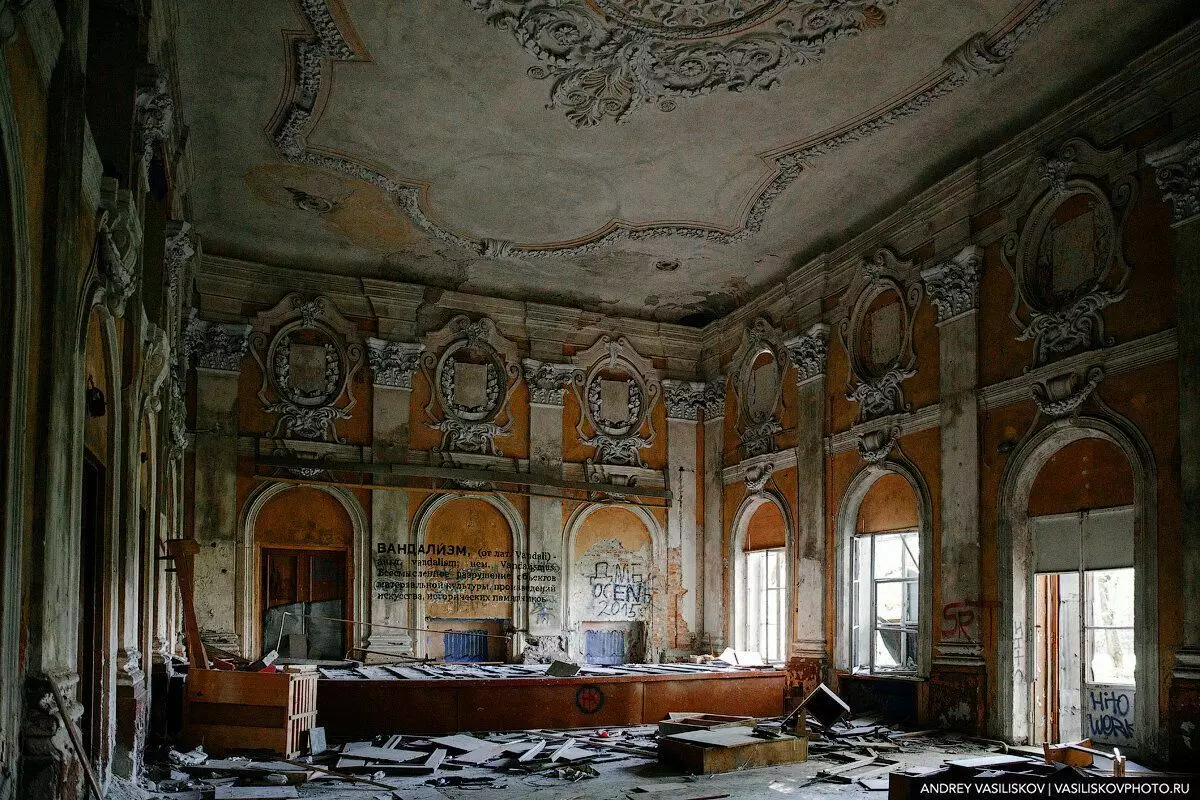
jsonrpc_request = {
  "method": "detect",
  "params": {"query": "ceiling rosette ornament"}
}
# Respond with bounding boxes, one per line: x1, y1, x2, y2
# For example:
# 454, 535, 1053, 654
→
421, 316, 522, 457
837, 247, 922, 426
464, 0, 896, 127
570, 335, 661, 469
249, 294, 365, 443
731, 317, 789, 458
1000, 138, 1136, 370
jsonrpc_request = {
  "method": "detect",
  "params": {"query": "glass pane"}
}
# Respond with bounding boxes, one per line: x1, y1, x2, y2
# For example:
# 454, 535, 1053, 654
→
746, 551, 763, 652
852, 537, 871, 669
874, 629, 901, 669
902, 630, 918, 671
876, 581, 903, 626
902, 531, 919, 578
1087, 627, 1136, 684
903, 579, 919, 625
874, 533, 904, 579
766, 549, 782, 590
1086, 569, 1134, 628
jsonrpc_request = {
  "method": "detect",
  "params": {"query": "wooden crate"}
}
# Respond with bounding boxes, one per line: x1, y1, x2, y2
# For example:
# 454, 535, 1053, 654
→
183, 669, 318, 758
659, 729, 807, 774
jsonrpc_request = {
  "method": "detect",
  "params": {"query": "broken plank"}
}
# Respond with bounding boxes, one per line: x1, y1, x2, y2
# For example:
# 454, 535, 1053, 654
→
517, 740, 546, 762
341, 744, 425, 763
213, 789, 299, 800
430, 734, 489, 752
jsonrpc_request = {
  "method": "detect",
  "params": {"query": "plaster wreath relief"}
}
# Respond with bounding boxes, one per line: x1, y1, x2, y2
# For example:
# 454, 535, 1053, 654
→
462, 0, 895, 127
420, 316, 522, 457
273, 0, 1066, 255
731, 318, 788, 458
249, 294, 365, 443
1001, 139, 1136, 370
571, 335, 660, 470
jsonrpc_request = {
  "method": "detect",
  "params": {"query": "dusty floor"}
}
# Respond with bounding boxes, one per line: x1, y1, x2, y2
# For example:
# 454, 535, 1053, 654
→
217, 736, 981, 800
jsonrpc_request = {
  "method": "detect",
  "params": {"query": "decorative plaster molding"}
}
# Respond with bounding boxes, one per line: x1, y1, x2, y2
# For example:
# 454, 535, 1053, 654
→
838, 248, 922, 425
164, 221, 195, 308
785, 324, 830, 385
979, 328, 1176, 411
857, 423, 901, 463
97, 178, 142, 317
421, 315, 522, 456
249, 294, 366, 442
271, 0, 1065, 255
1148, 135, 1200, 228
184, 314, 251, 373
1000, 138, 1135, 369
703, 378, 727, 420
367, 337, 424, 389
1031, 365, 1104, 418
921, 245, 982, 325
463, 0, 895, 128
721, 447, 796, 485
662, 379, 706, 422
521, 359, 578, 406
731, 317, 789, 457
825, 404, 940, 456
135, 74, 173, 179
943, 32, 1008, 79
571, 335, 660, 469
744, 460, 776, 493
139, 323, 171, 414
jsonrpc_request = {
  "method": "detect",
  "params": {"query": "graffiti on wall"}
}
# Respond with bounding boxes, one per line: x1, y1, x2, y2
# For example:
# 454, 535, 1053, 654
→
940, 600, 981, 642
1085, 685, 1134, 744
572, 537, 655, 622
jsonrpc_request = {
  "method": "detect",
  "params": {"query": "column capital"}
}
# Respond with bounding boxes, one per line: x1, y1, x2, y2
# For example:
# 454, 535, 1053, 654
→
785, 323, 830, 386
184, 313, 251, 374
921, 244, 983, 325
662, 379, 706, 422
703, 378, 727, 420
1149, 135, 1200, 228
521, 358, 576, 406
367, 337, 424, 389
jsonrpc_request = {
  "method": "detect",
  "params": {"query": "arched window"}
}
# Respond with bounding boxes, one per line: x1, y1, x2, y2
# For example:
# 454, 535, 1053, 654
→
850, 473, 920, 674
744, 501, 788, 663
731, 494, 791, 664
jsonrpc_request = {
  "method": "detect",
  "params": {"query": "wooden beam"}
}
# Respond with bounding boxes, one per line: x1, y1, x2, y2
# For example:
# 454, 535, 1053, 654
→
250, 473, 671, 509
254, 455, 672, 501
166, 538, 208, 669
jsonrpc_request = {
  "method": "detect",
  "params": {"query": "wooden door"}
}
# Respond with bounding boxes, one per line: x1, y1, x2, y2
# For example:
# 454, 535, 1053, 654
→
261, 549, 347, 660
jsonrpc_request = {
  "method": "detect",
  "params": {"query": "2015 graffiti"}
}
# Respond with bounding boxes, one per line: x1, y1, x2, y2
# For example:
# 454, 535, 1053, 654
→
589, 561, 653, 619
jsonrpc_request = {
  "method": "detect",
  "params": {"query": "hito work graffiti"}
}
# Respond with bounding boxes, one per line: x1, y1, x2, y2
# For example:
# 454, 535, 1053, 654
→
1084, 685, 1134, 744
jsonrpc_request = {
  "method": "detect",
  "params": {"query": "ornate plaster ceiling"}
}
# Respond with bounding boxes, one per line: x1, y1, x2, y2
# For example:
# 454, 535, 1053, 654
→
176, 0, 1197, 324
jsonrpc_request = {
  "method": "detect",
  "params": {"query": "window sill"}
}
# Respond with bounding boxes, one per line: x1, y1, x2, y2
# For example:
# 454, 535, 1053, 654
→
838, 669, 926, 683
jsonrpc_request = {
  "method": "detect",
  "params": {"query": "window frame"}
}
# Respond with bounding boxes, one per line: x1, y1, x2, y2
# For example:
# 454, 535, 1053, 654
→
745, 547, 787, 664
851, 529, 921, 676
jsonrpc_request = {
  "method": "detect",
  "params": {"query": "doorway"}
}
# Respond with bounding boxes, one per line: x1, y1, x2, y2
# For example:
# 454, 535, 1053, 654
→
261, 548, 347, 660
79, 453, 107, 766
1031, 507, 1136, 748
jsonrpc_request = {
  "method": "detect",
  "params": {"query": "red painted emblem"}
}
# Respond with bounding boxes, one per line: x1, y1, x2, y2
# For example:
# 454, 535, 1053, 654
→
575, 685, 605, 714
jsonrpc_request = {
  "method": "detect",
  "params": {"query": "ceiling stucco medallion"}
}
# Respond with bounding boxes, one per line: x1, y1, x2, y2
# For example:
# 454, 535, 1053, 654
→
273, 0, 1066, 255
463, 0, 892, 127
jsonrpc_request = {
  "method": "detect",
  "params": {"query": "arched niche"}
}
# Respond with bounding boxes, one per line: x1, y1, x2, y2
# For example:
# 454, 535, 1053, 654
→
730, 491, 793, 662
238, 482, 369, 657
833, 460, 933, 677
995, 416, 1159, 758
564, 504, 664, 664
410, 493, 527, 661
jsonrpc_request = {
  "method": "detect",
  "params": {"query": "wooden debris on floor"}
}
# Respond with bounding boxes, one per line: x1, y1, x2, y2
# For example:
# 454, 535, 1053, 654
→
316, 660, 775, 681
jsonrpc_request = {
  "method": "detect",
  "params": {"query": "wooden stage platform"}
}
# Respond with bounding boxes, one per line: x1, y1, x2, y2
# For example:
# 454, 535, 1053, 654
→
316, 668, 787, 737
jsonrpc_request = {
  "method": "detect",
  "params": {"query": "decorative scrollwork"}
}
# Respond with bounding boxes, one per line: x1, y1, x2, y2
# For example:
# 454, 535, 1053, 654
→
571, 335, 659, 468
1151, 135, 1200, 227
921, 245, 982, 324
838, 248, 922, 425
1001, 140, 1135, 370
421, 316, 522, 457
97, 178, 142, 317
249, 293, 365, 443
1031, 365, 1105, 418
522, 359, 578, 406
